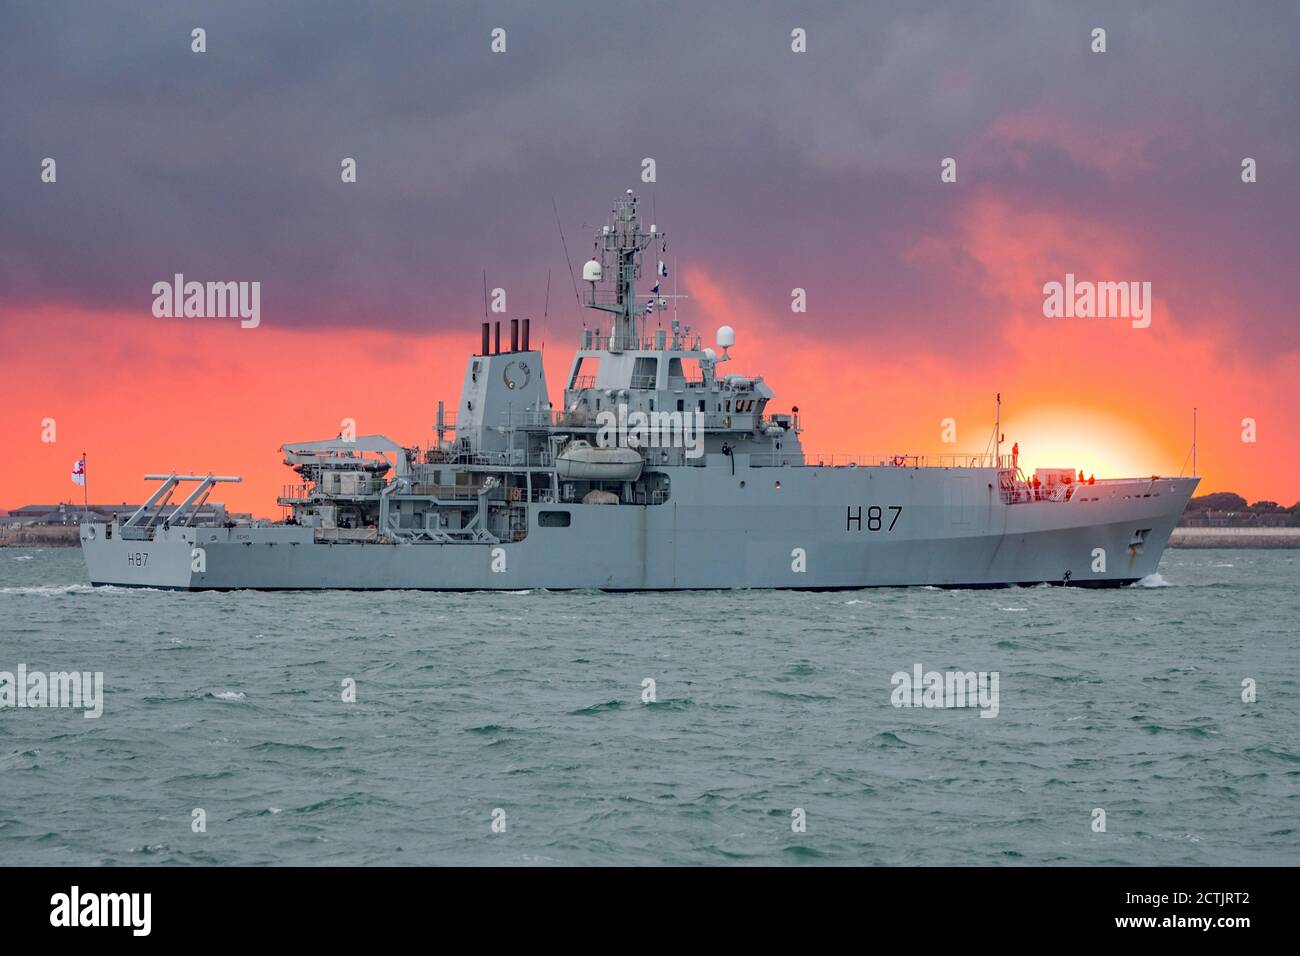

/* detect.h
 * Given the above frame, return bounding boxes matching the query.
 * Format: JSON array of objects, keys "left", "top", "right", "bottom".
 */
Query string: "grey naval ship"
[{"left": 81, "top": 189, "right": 1197, "bottom": 590}]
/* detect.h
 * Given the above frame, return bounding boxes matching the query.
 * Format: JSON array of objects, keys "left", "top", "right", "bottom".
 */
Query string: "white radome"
[
  {"left": 717, "top": 325, "right": 735, "bottom": 348},
  {"left": 582, "top": 259, "right": 603, "bottom": 282}
]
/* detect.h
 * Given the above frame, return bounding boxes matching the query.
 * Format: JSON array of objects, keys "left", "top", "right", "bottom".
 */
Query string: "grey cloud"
[{"left": 0, "top": 0, "right": 1295, "bottom": 357}]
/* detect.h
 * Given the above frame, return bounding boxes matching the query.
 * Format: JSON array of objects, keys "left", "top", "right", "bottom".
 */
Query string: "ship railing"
[
  {"left": 1001, "top": 482, "right": 1078, "bottom": 505},
  {"left": 409, "top": 483, "right": 486, "bottom": 500},
  {"left": 423, "top": 446, "right": 463, "bottom": 464},
  {"left": 716, "top": 375, "right": 759, "bottom": 390},
  {"left": 505, "top": 410, "right": 566, "bottom": 429},
  {"left": 624, "top": 488, "right": 669, "bottom": 505},
  {"left": 579, "top": 332, "right": 694, "bottom": 352},
  {"left": 997, "top": 474, "right": 1166, "bottom": 506},
  {"left": 570, "top": 374, "right": 709, "bottom": 392},
  {"left": 1086, "top": 476, "right": 1167, "bottom": 484},
  {"left": 279, "top": 483, "right": 312, "bottom": 502},
  {"left": 751, "top": 452, "right": 1013, "bottom": 469},
  {"left": 416, "top": 446, "right": 559, "bottom": 469},
  {"left": 1001, "top": 474, "right": 1161, "bottom": 504},
  {"left": 313, "top": 527, "right": 384, "bottom": 544},
  {"left": 581, "top": 332, "right": 656, "bottom": 350}
]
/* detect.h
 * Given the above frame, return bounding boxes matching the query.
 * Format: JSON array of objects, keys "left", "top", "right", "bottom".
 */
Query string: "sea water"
[{"left": 0, "top": 547, "right": 1295, "bottom": 865}]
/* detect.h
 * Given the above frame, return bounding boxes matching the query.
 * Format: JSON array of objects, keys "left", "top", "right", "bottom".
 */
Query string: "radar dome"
[
  {"left": 582, "top": 259, "right": 603, "bottom": 283},
  {"left": 702, "top": 348, "right": 717, "bottom": 362},
  {"left": 717, "top": 326, "right": 735, "bottom": 348}
]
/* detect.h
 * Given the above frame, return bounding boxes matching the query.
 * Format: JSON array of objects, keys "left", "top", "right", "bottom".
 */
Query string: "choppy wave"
[
  {"left": 0, "top": 584, "right": 98, "bottom": 595},
  {"left": 1133, "top": 573, "right": 1172, "bottom": 588}
]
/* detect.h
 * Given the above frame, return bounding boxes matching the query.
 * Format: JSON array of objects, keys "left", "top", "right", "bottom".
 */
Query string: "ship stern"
[{"left": 80, "top": 522, "right": 196, "bottom": 589}]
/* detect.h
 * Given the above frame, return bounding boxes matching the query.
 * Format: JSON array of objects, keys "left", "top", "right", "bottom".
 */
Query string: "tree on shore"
[{"left": 1186, "top": 492, "right": 1247, "bottom": 512}]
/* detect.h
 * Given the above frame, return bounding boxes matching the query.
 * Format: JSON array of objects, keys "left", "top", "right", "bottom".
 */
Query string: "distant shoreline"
[{"left": 1, "top": 527, "right": 81, "bottom": 548}]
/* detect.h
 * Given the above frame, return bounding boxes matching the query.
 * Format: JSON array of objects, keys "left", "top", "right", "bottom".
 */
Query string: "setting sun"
[{"left": 1001, "top": 405, "right": 1185, "bottom": 482}]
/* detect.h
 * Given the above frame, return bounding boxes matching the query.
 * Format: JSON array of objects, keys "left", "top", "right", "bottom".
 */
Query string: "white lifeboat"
[{"left": 556, "top": 440, "right": 643, "bottom": 482}]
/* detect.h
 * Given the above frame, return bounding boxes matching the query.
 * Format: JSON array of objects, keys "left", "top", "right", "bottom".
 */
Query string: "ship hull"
[{"left": 80, "top": 463, "right": 1197, "bottom": 591}]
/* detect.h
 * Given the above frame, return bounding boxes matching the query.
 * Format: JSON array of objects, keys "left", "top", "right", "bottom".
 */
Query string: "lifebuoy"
[{"left": 893, "top": 455, "right": 906, "bottom": 467}]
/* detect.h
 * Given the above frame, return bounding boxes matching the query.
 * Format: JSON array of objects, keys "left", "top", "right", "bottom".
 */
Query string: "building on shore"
[
  {"left": 1179, "top": 510, "right": 1298, "bottom": 528},
  {"left": 3, "top": 502, "right": 250, "bottom": 527}
]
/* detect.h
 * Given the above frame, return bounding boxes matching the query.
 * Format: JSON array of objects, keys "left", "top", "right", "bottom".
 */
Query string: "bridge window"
[
  {"left": 570, "top": 356, "right": 599, "bottom": 390},
  {"left": 668, "top": 356, "right": 704, "bottom": 387},
  {"left": 538, "top": 511, "right": 571, "bottom": 528},
  {"left": 631, "top": 356, "right": 658, "bottom": 389}
]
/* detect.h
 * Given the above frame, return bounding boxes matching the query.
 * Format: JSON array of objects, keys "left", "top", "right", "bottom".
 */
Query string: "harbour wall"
[{"left": 1168, "top": 527, "right": 1300, "bottom": 549}]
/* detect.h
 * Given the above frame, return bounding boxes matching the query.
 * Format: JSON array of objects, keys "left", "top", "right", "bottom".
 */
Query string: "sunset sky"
[{"left": 2, "top": 1, "right": 1297, "bottom": 516}]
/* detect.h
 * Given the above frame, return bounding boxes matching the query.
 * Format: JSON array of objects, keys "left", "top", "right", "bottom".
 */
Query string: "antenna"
[
  {"left": 482, "top": 270, "right": 489, "bottom": 322},
  {"left": 983, "top": 394, "right": 1002, "bottom": 466},
  {"left": 1179, "top": 408, "right": 1198, "bottom": 478},
  {"left": 542, "top": 269, "right": 551, "bottom": 349},
  {"left": 553, "top": 198, "right": 582, "bottom": 311}
]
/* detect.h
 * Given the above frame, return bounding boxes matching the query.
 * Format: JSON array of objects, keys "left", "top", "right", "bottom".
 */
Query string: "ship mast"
[
  {"left": 585, "top": 189, "right": 656, "bottom": 352},
  {"left": 995, "top": 393, "right": 1001, "bottom": 467}
]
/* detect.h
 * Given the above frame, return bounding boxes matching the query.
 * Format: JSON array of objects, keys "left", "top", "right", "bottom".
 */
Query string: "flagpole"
[{"left": 81, "top": 451, "right": 89, "bottom": 521}]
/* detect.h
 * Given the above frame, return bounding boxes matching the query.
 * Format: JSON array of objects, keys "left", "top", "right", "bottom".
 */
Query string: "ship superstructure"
[{"left": 80, "top": 189, "right": 1197, "bottom": 590}]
